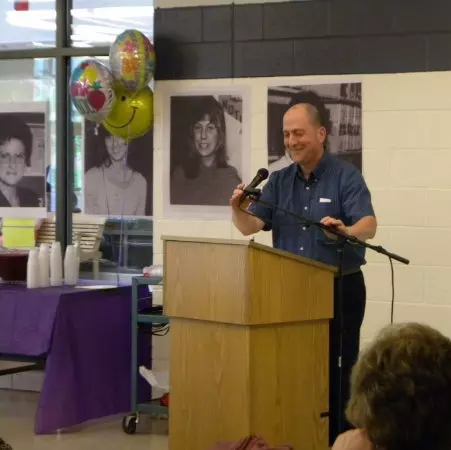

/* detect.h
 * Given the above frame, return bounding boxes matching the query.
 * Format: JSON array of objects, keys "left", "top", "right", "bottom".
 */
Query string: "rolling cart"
[{"left": 122, "top": 276, "right": 170, "bottom": 434}]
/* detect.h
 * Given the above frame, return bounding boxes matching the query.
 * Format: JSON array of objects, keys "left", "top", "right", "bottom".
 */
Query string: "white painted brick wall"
[
  {"left": 362, "top": 72, "right": 451, "bottom": 342},
  {"left": 153, "top": 72, "right": 451, "bottom": 372}
]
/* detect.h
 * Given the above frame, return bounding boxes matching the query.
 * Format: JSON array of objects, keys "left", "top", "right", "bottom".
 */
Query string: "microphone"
[{"left": 240, "top": 168, "right": 269, "bottom": 203}]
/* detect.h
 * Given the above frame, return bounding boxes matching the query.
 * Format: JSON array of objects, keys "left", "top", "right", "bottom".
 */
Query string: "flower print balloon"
[
  {"left": 109, "top": 29, "right": 155, "bottom": 94},
  {"left": 69, "top": 59, "right": 116, "bottom": 123}
]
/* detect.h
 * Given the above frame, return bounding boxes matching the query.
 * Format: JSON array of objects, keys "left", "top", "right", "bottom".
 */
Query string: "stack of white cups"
[
  {"left": 27, "top": 242, "right": 81, "bottom": 288},
  {"left": 26, "top": 248, "right": 40, "bottom": 289},
  {"left": 39, "top": 243, "right": 50, "bottom": 287},
  {"left": 50, "top": 242, "right": 63, "bottom": 286},
  {"left": 64, "top": 244, "right": 79, "bottom": 286}
]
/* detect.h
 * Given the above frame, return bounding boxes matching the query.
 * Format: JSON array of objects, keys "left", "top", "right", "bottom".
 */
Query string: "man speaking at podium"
[{"left": 229, "top": 91, "right": 377, "bottom": 445}]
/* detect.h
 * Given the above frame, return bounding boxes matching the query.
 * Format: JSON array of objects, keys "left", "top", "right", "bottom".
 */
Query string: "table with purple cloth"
[{"left": 0, "top": 282, "right": 151, "bottom": 434}]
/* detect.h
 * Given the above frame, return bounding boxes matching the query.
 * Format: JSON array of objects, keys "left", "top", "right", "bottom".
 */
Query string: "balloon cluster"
[{"left": 69, "top": 29, "right": 155, "bottom": 140}]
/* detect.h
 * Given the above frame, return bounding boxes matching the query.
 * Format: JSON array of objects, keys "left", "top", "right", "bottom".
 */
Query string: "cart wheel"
[{"left": 122, "top": 414, "right": 137, "bottom": 434}]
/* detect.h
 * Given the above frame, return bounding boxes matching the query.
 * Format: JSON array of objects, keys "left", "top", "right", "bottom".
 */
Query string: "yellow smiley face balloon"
[{"left": 102, "top": 86, "right": 154, "bottom": 140}]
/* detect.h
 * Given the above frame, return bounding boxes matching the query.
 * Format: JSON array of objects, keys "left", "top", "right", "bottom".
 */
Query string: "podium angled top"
[
  {"left": 162, "top": 235, "right": 335, "bottom": 274},
  {"left": 162, "top": 235, "right": 335, "bottom": 325}
]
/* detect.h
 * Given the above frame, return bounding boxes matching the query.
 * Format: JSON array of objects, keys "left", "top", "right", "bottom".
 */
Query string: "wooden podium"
[{"left": 163, "top": 236, "right": 335, "bottom": 450}]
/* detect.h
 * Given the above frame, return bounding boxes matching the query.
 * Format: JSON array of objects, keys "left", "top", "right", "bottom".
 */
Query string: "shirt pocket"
[
  {"left": 311, "top": 196, "right": 341, "bottom": 222},
  {"left": 312, "top": 195, "right": 341, "bottom": 246}
]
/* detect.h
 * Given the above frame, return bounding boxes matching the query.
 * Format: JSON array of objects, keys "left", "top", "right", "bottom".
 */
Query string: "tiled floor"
[{"left": 0, "top": 390, "right": 168, "bottom": 450}]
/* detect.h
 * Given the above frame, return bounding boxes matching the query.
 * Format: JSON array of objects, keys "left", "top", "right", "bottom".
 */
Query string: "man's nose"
[{"left": 287, "top": 134, "right": 297, "bottom": 148}]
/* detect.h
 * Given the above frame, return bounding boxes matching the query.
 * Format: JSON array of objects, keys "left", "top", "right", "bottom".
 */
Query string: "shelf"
[
  {"left": 130, "top": 275, "right": 169, "bottom": 426},
  {"left": 138, "top": 314, "right": 169, "bottom": 325},
  {"left": 136, "top": 402, "right": 168, "bottom": 416},
  {"left": 133, "top": 276, "right": 163, "bottom": 286},
  {"left": 0, "top": 360, "right": 41, "bottom": 376}
]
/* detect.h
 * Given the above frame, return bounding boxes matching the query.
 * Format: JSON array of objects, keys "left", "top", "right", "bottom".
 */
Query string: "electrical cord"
[
  {"left": 237, "top": 190, "right": 406, "bottom": 438},
  {"left": 152, "top": 324, "right": 170, "bottom": 336},
  {"left": 239, "top": 200, "right": 399, "bottom": 326},
  {"left": 389, "top": 257, "right": 395, "bottom": 324}
]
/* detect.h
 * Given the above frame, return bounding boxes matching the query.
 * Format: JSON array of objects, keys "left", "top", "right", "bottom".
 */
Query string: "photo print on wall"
[
  {"left": 0, "top": 102, "right": 49, "bottom": 219},
  {"left": 164, "top": 87, "right": 251, "bottom": 219},
  {"left": 83, "top": 121, "right": 154, "bottom": 218},
  {"left": 267, "top": 82, "right": 362, "bottom": 174}
]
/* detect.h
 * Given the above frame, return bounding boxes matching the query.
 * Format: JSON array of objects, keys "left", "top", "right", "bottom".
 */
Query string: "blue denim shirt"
[{"left": 248, "top": 152, "right": 375, "bottom": 272}]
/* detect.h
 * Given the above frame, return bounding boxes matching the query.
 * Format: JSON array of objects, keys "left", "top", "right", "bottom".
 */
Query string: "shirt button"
[
  {"left": 300, "top": 247, "right": 304, "bottom": 251},
  {"left": 302, "top": 227, "right": 306, "bottom": 231},
  {"left": 304, "top": 206, "right": 308, "bottom": 210},
  {"left": 306, "top": 186, "right": 310, "bottom": 190}
]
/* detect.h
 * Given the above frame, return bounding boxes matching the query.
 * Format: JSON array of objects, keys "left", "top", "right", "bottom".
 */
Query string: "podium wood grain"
[
  {"left": 164, "top": 239, "right": 334, "bottom": 325},
  {"left": 163, "top": 237, "right": 334, "bottom": 450}
]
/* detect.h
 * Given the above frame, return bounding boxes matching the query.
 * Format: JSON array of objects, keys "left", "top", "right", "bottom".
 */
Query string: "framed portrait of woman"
[
  {"left": 0, "top": 102, "right": 49, "bottom": 219},
  {"left": 164, "top": 86, "right": 251, "bottom": 219},
  {"left": 82, "top": 122, "right": 153, "bottom": 218}
]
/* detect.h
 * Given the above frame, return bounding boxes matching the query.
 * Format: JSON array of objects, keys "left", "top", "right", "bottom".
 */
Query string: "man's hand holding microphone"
[{"left": 229, "top": 168, "right": 269, "bottom": 236}]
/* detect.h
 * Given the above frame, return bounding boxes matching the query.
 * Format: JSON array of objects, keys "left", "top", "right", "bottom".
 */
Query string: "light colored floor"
[{"left": 0, "top": 390, "right": 169, "bottom": 450}]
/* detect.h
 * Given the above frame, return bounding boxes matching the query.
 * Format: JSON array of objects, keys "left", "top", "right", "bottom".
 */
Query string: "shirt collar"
[
  {"left": 312, "top": 151, "right": 332, "bottom": 179},
  {"left": 295, "top": 151, "right": 332, "bottom": 183}
]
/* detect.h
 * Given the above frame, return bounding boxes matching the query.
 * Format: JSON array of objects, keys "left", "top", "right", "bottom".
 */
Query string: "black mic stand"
[
  {"left": 241, "top": 187, "right": 409, "bottom": 437},
  {"left": 242, "top": 187, "right": 410, "bottom": 264}
]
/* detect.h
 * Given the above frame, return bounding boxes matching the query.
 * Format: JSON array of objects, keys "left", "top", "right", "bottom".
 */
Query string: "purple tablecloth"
[{"left": 0, "top": 283, "right": 151, "bottom": 434}]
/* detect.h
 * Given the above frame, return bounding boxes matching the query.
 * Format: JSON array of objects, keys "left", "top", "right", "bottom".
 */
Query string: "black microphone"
[{"left": 240, "top": 168, "right": 269, "bottom": 203}]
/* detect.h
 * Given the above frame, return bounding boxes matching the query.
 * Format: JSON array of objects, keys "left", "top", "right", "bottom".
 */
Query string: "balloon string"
[{"left": 116, "top": 118, "right": 133, "bottom": 281}]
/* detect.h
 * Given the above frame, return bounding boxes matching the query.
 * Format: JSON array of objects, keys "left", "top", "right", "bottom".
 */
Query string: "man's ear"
[{"left": 318, "top": 126, "right": 327, "bottom": 144}]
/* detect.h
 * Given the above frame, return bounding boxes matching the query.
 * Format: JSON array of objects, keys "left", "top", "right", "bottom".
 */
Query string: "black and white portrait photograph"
[
  {"left": 83, "top": 123, "right": 153, "bottom": 217},
  {"left": 168, "top": 92, "right": 249, "bottom": 211},
  {"left": 268, "top": 82, "right": 362, "bottom": 173},
  {"left": 0, "top": 103, "right": 48, "bottom": 218}
]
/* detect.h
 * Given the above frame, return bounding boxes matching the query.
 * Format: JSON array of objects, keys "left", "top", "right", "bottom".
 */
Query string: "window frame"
[{"left": 0, "top": 1, "right": 109, "bottom": 248}]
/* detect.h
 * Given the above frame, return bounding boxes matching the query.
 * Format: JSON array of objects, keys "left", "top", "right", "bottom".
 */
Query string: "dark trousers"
[{"left": 328, "top": 270, "right": 366, "bottom": 446}]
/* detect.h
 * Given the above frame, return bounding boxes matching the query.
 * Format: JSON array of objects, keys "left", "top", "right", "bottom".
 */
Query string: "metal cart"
[{"left": 122, "top": 276, "right": 169, "bottom": 434}]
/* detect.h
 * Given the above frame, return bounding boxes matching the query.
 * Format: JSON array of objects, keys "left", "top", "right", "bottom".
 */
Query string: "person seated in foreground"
[
  {"left": 332, "top": 322, "right": 451, "bottom": 450},
  {"left": 0, "top": 437, "right": 12, "bottom": 450}
]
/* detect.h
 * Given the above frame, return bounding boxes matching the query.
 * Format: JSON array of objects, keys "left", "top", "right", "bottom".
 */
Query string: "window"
[
  {"left": 0, "top": 1, "right": 56, "bottom": 49},
  {"left": 33, "top": 58, "right": 56, "bottom": 212},
  {"left": 70, "top": 56, "right": 154, "bottom": 274},
  {"left": 0, "top": 1, "right": 154, "bottom": 49},
  {"left": 71, "top": 0, "right": 154, "bottom": 46},
  {"left": 1, "top": 1, "right": 154, "bottom": 276}
]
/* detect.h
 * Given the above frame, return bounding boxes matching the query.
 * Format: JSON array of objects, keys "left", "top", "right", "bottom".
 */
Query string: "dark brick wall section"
[
  {"left": 329, "top": 0, "right": 395, "bottom": 36},
  {"left": 234, "top": 41, "right": 293, "bottom": 77},
  {"left": 262, "top": 2, "right": 329, "bottom": 39},
  {"left": 179, "top": 43, "right": 233, "bottom": 79},
  {"left": 234, "top": 5, "right": 263, "bottom": 41},
  {"left": 293, "top": 38, "right": 361, "bottom": 76},
  {"left": 154, "top": 0, "right": 451, "bottom": 80},
  {"left": 155, "top": 7, "right": 202, "bottom": 43},
  {"left": 359, "top": 35, "right": 428, "bottom": 74},
  {"left": 428, "top": 33, "right": 451, "bottom": 71},
  {"left": 393, "top": 0, "right": 451, "bottom": 33},
  {"left": 202, "top": 6, "right": 232, "bottom": 42}
]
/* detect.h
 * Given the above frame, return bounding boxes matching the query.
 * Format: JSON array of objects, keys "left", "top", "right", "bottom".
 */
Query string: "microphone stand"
[{"left": 242, "top": 187, "right": 409, "bottom": 436}]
